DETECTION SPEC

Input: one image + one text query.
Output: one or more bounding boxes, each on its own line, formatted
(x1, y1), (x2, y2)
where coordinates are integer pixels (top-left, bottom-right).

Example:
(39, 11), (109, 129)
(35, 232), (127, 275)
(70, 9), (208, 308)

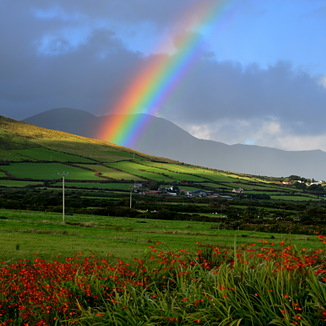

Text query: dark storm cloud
(0, 0), (144, 118)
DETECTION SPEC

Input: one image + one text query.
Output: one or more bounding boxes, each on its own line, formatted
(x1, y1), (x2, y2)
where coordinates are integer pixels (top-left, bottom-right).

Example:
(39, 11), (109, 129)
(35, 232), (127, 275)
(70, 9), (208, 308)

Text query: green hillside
(0, 115), (164, 162)
(0, 116), (260, 182)
(0, 115), (322, 202)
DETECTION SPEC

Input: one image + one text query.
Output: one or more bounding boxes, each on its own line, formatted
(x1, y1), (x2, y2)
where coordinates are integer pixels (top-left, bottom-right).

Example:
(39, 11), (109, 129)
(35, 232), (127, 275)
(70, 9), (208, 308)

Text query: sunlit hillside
(0, 115), (172, 163)
(0, 115), (318, 202)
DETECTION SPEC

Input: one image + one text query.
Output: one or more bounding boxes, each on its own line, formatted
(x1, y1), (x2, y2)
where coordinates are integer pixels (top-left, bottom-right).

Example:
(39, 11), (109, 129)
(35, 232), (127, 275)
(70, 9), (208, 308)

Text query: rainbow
(97, 0), (232, 147)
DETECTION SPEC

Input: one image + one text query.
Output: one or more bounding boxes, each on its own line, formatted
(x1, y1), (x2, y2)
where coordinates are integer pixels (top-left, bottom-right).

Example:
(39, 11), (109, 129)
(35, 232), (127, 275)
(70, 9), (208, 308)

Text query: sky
(1, 0), (326, 152)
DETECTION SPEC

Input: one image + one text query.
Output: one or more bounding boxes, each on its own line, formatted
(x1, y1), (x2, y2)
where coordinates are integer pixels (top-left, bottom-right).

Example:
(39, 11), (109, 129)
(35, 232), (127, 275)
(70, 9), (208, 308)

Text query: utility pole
(58, 172), (69, 223)
(130, 186), (133, 208)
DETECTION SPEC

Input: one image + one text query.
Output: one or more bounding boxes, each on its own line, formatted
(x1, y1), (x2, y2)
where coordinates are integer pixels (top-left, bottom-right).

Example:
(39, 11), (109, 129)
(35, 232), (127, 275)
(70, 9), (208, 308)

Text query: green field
(0, 162), (103, 180)
(54, 181), (134, 190)
(106, 161), (178, 182)
(149, 162), (238, 182)
(0, 148), (29, 161)
(77, 163), (144, 180)
(0, 180), (42, 187)
(133, 162), (207, 182)
(271, 194), (319, 201)
(12, 147), (94, 163)
(0, 209), (320, 263)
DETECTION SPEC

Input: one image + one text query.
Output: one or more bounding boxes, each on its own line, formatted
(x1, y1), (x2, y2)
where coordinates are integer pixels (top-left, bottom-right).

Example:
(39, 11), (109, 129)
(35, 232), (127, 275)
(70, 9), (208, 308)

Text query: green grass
(77, 163), (143, 181)
(0, 115), (163, 164)
(0, 209), (321, 263)
(134, 162), (207, 182)
(12, 147), (94, 163)
(0, 163), (104, 180)
(0, 148), (29, 161)
(153, 163), (273, 185)
(106, 162), (177, 182)
(149, 163), (232, 181)
(54, 182), (133, 190)
(0, 129), (37, 150)
(271, 195), (320, 201)
(0, 180), (42, 187)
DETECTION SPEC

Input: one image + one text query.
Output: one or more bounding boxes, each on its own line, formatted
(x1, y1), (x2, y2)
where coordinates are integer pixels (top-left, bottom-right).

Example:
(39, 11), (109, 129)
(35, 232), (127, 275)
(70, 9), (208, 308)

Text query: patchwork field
(1, 162), (103, 181)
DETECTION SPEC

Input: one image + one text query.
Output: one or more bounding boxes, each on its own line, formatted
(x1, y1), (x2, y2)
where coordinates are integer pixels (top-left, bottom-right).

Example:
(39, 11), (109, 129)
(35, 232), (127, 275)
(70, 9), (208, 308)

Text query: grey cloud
(164, 58), (326, 136)
(0, 15), (143, 117)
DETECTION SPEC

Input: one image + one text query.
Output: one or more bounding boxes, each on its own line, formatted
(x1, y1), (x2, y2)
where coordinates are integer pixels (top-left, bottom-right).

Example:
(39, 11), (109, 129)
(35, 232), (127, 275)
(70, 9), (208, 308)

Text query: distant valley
(23, 108), (326, 180)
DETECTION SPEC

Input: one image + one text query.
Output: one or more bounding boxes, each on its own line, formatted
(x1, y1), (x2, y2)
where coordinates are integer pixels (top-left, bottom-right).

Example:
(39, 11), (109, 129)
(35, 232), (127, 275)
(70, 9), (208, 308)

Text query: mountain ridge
(23, 108), (326, 180)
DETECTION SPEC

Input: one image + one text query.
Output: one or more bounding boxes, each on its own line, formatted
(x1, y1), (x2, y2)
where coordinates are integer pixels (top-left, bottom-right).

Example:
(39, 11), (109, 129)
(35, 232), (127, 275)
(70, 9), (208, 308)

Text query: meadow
(0, 209), (321, 262)
(0, 209), (326, 325)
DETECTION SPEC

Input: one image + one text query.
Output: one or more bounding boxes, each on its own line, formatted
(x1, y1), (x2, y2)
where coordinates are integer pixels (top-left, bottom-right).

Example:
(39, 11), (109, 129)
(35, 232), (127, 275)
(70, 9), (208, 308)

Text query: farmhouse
(232, 188), (244, 194)
(310, 181), (322, 186)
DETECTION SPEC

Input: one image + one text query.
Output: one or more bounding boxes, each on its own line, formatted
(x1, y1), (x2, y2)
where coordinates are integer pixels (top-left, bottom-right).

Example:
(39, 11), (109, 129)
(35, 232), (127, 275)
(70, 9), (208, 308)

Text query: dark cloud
(164, 59), (326, 136)
(1, 0), (326, 150)
(0, 7), (143, 118)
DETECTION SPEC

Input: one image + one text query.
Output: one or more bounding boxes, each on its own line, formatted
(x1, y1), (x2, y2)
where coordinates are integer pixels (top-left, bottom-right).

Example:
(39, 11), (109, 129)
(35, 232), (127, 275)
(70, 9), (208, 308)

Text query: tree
(294, 182), (307, 190)
(307, 184), (324, 195)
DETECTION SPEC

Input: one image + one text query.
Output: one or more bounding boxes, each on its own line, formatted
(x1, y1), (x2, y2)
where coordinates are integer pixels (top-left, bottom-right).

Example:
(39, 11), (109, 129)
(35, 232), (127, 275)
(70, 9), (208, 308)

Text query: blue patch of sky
(244, 139), (256, 145)
(32, 6), (104, 56)
(202, 0), (326, 75)
(35, 27), (92, 56)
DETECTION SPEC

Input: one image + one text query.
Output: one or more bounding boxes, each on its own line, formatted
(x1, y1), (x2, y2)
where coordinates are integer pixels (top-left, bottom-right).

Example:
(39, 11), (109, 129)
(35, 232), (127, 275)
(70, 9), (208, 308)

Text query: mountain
(23, 108), (326, 180)
(23, 108), (100, 139)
